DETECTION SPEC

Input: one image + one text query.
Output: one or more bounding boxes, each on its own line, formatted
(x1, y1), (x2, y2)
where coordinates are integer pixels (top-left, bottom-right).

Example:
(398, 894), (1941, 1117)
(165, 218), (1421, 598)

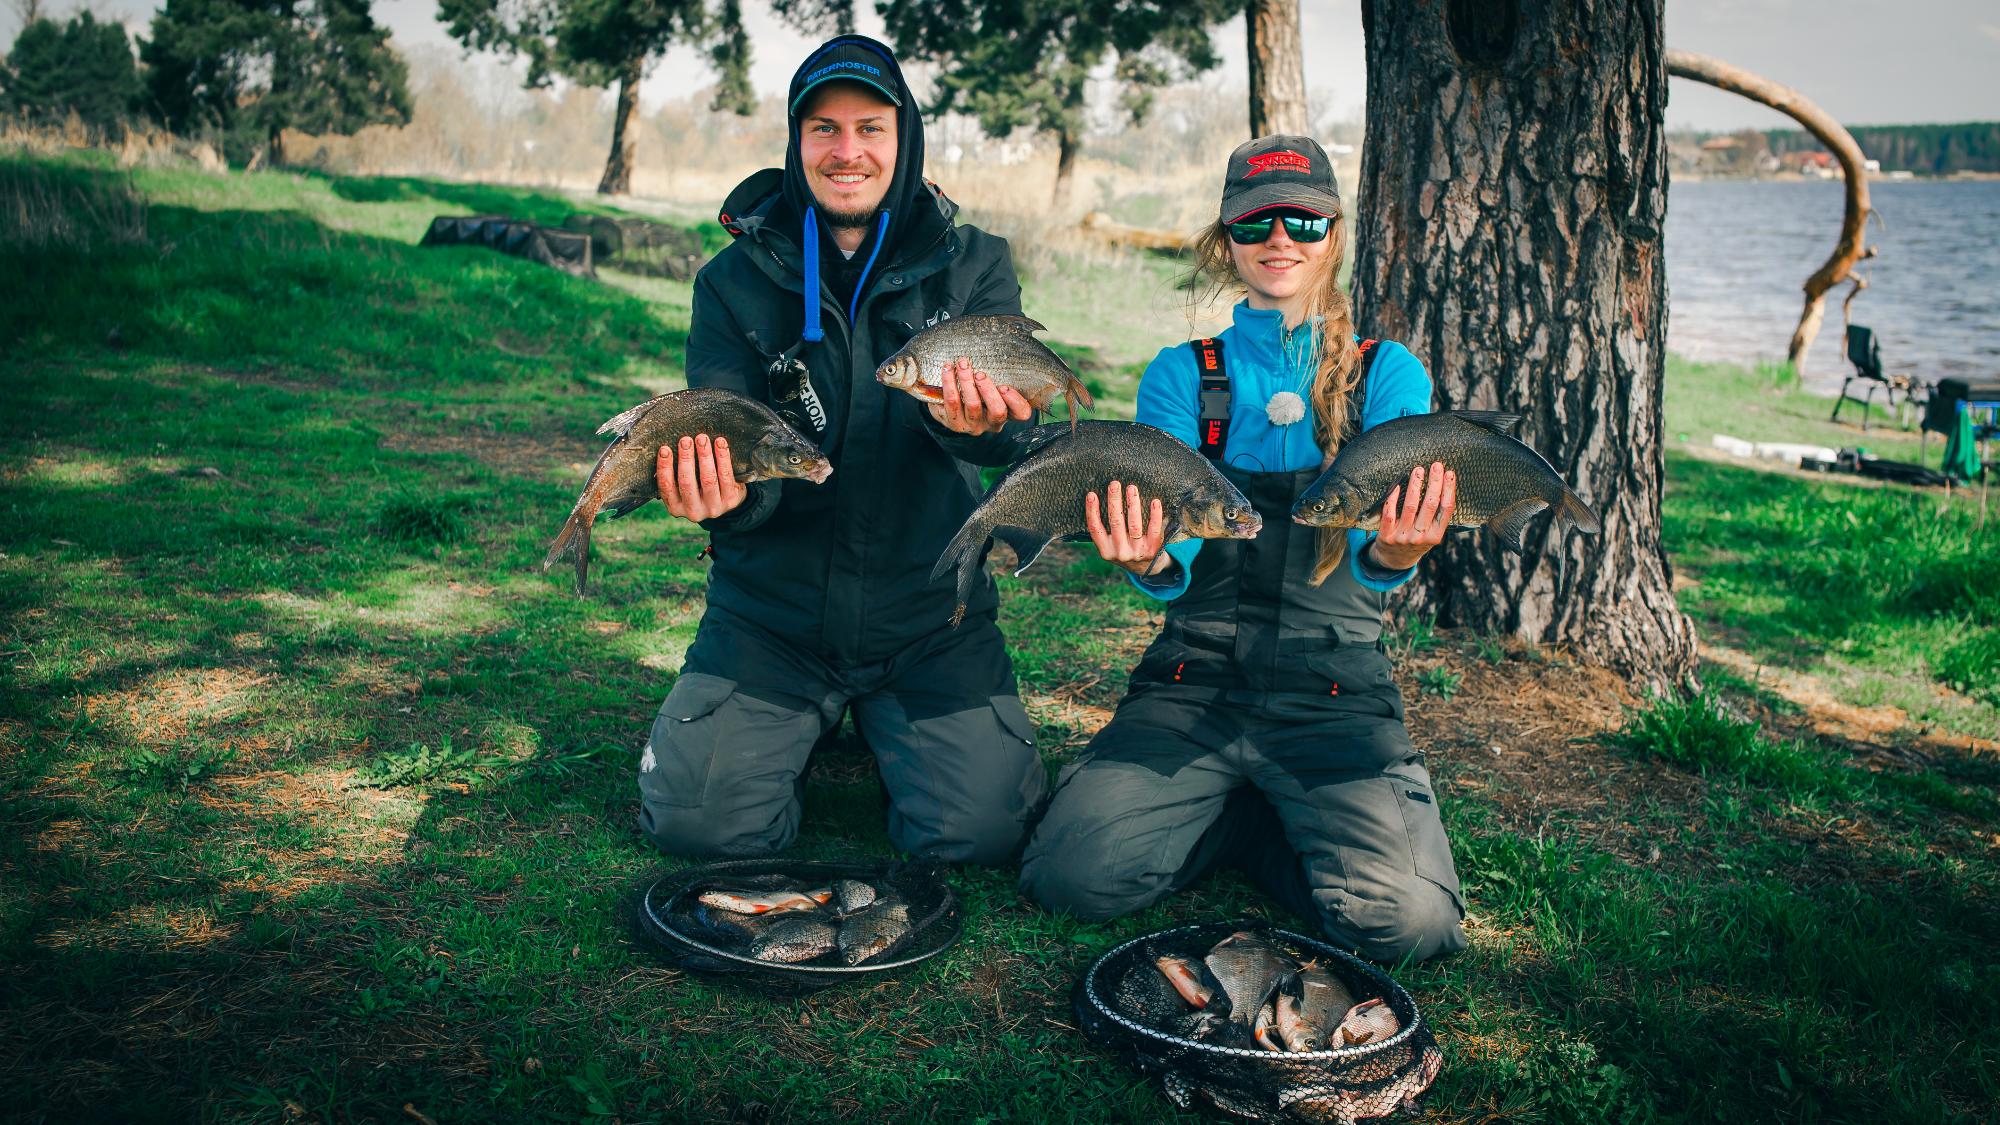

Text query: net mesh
(1073, 923), (1443, 1124)
(633, 858), (961, 989)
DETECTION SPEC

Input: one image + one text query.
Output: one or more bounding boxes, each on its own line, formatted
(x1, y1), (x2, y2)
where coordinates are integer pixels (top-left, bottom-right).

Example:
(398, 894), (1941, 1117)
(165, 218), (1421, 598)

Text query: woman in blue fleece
(1020, 136), (1466, 963)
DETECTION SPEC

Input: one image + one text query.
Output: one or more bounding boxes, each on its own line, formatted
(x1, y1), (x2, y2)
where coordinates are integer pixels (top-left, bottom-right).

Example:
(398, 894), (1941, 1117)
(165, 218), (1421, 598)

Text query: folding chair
(1831, 325), (1915, 431)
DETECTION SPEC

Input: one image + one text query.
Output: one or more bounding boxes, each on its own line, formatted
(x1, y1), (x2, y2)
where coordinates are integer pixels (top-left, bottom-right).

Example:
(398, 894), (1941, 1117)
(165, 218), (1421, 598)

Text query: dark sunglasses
(1226, 212), (1332, 245)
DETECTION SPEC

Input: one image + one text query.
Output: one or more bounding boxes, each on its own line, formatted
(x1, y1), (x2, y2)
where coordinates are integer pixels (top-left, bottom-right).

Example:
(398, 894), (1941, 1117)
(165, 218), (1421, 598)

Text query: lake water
(1665, 180), (2000, 394)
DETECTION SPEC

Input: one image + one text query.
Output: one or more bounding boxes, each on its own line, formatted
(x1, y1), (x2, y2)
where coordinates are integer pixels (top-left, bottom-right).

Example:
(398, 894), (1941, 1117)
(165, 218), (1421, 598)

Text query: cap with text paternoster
(788, 39), (904, 116)
(1220, 135), (1341, 224)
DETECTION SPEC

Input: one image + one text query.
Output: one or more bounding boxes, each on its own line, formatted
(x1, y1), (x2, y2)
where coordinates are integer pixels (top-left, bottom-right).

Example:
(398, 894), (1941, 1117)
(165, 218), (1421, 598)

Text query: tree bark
(1052, 125), (1079, 209)
(597, 51), (644, 196)
(1246, 0), (1309, 137)
(1665, 50), (1874, 376)
(1354, 0), (1696, 690)
(267, 124), (285, 169)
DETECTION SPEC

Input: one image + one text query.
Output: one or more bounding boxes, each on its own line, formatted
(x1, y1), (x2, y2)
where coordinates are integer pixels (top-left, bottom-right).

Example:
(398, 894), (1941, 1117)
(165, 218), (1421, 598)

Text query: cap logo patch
(1244, 150), (1312, 177)
(803, 59), (883, 85)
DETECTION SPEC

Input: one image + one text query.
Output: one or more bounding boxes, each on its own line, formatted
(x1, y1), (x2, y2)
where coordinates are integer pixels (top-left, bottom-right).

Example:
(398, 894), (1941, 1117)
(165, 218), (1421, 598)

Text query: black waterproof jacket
(684, 176), (1033, 667)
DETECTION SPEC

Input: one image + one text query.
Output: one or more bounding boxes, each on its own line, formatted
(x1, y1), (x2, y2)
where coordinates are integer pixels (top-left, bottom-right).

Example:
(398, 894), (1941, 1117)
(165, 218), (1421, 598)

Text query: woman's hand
(656, 434), (748, 523)
(929, 357), (1034, 435)
(1369, 461), (1456, 570)
(1085, 481), (1171, 576)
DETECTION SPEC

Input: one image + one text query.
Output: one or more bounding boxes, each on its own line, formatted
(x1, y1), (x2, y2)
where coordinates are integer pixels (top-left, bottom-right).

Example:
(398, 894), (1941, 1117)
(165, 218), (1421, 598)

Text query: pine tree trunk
(1353, 0), (1697, 690)
(597, 52), (643, 196)
(267, 125), (285, 169)
(1246, 0), (1309, 137)
(1051, 126), (1079, 208)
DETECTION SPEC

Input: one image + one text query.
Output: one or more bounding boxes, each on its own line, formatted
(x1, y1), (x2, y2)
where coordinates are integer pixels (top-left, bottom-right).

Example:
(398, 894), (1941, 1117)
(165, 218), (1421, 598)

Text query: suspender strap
(1194, 337), (1229, 460)
(1193, 336), (1380, 462)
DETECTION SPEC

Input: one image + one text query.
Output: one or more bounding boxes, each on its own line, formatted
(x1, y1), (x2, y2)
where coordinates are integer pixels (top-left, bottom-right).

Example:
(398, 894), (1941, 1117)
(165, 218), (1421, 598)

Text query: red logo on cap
(1244, 150), (1311, 177)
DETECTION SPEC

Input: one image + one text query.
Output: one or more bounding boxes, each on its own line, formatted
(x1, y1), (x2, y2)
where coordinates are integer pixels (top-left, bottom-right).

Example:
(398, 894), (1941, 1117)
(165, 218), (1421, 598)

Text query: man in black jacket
(635, 35), (1049, 864)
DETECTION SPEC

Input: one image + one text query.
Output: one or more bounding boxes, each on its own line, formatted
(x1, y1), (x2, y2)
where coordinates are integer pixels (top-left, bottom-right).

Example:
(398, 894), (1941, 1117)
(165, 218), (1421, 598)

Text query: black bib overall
(1021, 445), (1468, 963)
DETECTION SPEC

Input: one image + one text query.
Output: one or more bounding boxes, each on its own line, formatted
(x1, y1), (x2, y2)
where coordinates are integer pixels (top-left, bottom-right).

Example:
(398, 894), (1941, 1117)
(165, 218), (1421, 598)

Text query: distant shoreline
(1672, 171), (2000, 183)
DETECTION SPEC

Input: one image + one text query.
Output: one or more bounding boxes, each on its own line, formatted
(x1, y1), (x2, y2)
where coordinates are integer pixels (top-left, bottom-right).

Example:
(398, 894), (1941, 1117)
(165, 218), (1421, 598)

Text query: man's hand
(1085, 480), (1171, 576)
(1369, 461), (1456, 571)
(656, 434), (749, 523)
(929, 357), (1034, 435)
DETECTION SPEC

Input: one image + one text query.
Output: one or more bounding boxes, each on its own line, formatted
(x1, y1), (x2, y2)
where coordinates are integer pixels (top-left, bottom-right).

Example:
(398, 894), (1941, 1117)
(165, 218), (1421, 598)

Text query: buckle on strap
(1193, 336), (1229, 460)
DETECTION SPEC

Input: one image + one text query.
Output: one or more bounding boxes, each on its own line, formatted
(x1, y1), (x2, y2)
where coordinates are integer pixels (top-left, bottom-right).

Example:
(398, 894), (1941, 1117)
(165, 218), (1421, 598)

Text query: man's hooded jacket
(684, 35), (1034, 668)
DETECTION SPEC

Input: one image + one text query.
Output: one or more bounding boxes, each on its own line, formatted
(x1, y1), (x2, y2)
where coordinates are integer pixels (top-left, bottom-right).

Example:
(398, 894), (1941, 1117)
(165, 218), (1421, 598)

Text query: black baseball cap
(788, 38), (904, 116)
(1220, 135), (1341, 224)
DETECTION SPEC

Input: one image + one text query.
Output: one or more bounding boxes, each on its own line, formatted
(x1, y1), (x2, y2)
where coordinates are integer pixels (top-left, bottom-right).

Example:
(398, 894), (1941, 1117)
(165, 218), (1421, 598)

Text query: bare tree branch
(1666, 49), (1876, 375)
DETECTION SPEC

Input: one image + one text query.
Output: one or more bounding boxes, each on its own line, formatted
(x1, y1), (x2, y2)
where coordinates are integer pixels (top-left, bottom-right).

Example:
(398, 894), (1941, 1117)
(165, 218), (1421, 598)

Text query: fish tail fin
(545, 470), (615, 593)
(931, 515), (990, 628)
(541, 505), (596, 594)
(1556, 489), (1600, 535)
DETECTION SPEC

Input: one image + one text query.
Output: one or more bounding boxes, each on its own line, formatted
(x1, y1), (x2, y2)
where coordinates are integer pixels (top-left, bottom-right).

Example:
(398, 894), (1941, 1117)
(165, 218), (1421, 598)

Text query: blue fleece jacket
(1129, 301), (1434, 600)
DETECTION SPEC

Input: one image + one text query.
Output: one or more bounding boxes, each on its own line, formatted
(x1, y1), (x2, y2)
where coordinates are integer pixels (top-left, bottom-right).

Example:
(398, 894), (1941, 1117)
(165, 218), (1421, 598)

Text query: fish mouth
(805, 462), (834, 484)
(1232, 516), (1265, 537)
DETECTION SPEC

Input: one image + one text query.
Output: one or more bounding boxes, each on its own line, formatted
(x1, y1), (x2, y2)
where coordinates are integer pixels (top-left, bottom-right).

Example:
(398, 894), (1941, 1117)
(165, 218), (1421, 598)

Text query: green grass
(2, 154), (1996, 1123)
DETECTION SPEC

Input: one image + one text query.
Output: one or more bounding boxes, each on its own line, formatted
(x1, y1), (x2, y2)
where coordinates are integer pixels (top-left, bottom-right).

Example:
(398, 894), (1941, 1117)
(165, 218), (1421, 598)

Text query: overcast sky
(22, 0), (2000, 132)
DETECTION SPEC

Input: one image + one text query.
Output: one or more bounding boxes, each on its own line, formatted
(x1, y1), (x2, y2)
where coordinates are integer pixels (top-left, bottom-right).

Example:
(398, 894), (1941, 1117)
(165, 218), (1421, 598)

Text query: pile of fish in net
(1074, 923), (1442, 1124)
(636, 858), (959, 982)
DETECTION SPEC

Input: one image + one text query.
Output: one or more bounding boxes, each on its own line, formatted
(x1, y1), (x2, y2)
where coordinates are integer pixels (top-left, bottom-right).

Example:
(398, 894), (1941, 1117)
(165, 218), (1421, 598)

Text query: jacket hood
(781, 34), (928, 261)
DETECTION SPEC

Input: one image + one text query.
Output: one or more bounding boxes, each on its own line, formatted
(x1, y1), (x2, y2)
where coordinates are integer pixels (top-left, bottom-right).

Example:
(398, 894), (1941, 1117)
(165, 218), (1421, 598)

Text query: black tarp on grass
(560, 214), (706, 280)
(420, 215), (595, 278)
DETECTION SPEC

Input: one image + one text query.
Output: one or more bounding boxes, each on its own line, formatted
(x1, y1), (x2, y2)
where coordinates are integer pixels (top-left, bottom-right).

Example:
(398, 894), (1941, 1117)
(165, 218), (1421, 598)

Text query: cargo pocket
(641, 672), (739, 810)
(1385, 770), (1464, 910)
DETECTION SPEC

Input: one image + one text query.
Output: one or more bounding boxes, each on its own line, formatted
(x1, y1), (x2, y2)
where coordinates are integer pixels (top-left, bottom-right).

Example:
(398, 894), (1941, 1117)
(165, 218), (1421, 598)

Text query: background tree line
(1760, 120), (2000, 175)
(1, 0), (1316, 196)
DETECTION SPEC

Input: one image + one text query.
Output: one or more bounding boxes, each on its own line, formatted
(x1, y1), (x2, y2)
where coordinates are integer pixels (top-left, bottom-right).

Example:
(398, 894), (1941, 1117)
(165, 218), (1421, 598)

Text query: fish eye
(1312, 500), (1328, 512)
(787, 453), (802, 464)
(1223, 506), (1239, 521)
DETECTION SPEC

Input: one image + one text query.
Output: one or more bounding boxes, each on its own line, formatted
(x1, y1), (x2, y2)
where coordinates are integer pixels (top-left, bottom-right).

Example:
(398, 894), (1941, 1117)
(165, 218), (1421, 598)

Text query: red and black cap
(1220, 134), (1341, 224)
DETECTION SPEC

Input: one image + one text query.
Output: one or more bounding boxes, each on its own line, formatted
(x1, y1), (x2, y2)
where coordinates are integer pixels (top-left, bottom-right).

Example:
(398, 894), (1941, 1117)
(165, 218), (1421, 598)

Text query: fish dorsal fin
(987, 314), (1048, 335)
(1004, 421), (1077, 462)
(1449, 410), (1525, 437)
(596, 393), (674, 438)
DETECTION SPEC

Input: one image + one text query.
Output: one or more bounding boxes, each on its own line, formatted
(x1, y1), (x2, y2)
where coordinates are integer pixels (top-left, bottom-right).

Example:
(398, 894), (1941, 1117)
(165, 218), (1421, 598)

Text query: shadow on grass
(317, 172), (610, 228)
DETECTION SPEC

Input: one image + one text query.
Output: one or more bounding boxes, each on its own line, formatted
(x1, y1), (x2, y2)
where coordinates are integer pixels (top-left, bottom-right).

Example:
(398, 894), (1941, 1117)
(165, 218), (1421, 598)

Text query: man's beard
(813, 166), (888, 230)
(816, 199), (882, 230)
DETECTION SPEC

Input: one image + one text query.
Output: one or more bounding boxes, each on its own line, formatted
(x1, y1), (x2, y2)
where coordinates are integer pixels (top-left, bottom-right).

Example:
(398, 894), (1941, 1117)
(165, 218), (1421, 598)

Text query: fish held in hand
(543, 387), (833, 593)
(875, 314), (1094, 425)
(748, 914), (840, 964)
(931, 421), (1262, 626)
(1291, 411), (1599, 550)
(835, 900), (912, 965)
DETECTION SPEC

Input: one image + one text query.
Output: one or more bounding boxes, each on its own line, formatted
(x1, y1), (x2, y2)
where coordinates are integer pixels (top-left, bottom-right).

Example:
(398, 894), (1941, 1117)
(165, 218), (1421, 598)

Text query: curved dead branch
(1666, 49), (1876, 374)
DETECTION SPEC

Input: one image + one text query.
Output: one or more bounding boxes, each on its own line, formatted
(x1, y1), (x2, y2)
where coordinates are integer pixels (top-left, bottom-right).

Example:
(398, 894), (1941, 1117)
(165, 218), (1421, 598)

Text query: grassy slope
(1, 157), (1995, 1124)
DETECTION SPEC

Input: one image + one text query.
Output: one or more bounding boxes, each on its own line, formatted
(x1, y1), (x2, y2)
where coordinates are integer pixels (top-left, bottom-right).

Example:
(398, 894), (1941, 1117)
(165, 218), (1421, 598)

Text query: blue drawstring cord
(802, 205), (823, 342)
(847, 210), (891, 326)
(800, 206), (892, 342)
